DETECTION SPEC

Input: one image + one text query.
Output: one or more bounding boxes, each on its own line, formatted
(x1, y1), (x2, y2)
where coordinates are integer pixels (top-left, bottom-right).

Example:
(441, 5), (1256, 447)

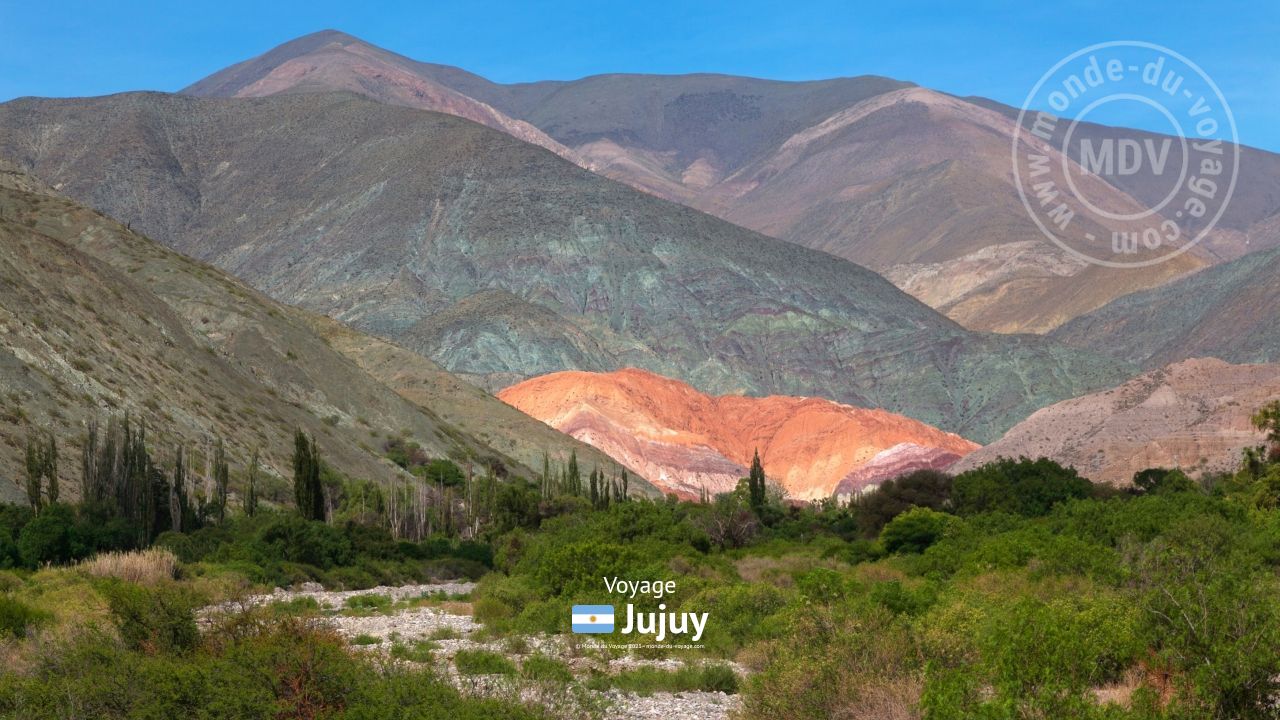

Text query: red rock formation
(952, 358), (1280, 485)
(498, 368), (978, 499)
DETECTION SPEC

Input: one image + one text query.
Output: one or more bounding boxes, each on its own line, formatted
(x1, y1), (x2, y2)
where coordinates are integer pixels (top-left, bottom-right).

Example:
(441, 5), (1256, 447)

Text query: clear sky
(2, 0), (1277, 151)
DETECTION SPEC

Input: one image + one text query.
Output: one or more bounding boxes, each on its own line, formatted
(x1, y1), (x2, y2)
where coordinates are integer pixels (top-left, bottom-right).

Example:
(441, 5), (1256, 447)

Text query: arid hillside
(953, 358), (1278, 485)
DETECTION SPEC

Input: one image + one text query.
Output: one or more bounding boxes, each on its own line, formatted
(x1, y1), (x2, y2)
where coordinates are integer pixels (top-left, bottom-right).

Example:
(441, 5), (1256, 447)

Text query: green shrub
(520, 655), (574, 683)
(390, 639), (436, 663)
(880, 507), (959, 554)
(98, 581), (199, 654)
(454, 649), (518, 676)
(352, 634), (381, 646)
(344, 593), (392, 612)
(586, 663), (739, 695)
(0, 594), (50, 638)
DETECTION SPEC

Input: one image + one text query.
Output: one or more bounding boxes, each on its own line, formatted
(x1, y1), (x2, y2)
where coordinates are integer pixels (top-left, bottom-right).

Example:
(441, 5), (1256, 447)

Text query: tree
(748, 449), (767, 512)
(244, 447), (260, 517)
(1252, 400), (1280, 460)
(24, 434), (43, 512)
(1133, 467), (1197, 495)
(23, 430), (58, 512)
(851, 469), (953, 537)
(701, 494), (760, 549)
(292, 430), (324, 521)
(952, 457), (1092, 517)
(211, 438), (229, 523)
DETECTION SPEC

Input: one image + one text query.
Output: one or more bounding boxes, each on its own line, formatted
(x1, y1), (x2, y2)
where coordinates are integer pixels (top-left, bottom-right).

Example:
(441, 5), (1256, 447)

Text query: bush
(880, 507), (959, 554)
(0, 594), (50, 638)
(99, 581), (199, 655)
(587, 663), (739, 695)
(520, 655), (574, 683)
(454, 649), (518, 676)
(344, 593), (392, 612)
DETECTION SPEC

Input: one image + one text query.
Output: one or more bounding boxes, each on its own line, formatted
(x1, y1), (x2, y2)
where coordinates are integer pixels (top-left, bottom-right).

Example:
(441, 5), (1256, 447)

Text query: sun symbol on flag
(589, 615), (597, 622)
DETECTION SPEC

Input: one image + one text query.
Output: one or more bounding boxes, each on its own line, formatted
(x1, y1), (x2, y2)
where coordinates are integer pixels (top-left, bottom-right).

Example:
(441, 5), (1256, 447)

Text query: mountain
(181, 31), (1280, 333)
(183, 30), (575, 162)
(968, 96), (1280, 263)
(0, 162), (631, 502)
(952, 358), (1278, 485)
(301, 314), (631, 481)
(497, 368), (978, 500)
(1050, 246), (1280, 368)
(0, 91), (1133, 443)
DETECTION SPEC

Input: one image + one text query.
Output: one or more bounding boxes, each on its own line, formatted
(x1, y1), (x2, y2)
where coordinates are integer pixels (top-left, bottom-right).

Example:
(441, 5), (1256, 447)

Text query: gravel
(201, 582), (743, 720)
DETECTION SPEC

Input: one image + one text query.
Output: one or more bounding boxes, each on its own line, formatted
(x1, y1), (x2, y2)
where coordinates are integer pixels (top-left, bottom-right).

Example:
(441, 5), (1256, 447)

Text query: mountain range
(182, 30), (1280, 333)
(0, 91), (1133, 444)
(2, 29), (1278, 496)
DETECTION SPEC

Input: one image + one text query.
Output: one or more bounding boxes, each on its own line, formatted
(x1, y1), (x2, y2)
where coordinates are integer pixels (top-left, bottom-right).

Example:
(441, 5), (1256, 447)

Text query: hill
(952, 358), (1278, 485)
(0, 163), (629, 502)
(0, 91), (1133, 442)
(498, 368), (978, 499)
(1050, 246), (1280, 368)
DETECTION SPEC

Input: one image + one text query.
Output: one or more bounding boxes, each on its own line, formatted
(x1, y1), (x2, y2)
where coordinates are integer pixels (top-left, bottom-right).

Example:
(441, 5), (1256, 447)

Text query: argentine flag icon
(571, 604), (615, 633)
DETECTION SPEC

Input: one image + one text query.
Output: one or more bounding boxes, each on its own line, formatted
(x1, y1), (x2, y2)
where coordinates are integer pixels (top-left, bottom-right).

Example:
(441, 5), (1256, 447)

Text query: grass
(391, 639), (437, 663)
(352, 633), (382, 646)
(520, 655), (574, 684)
(80, 548), (178, 584)
(454, 649), (518, 676)
(586, 663), (739, 695)
(344, 593), (392, 613)
(268, 596), (323, 615)
(429, 626), (461, 641)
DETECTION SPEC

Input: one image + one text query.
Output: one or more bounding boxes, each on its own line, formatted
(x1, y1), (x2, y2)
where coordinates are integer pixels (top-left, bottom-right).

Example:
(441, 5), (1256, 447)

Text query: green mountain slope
(0, 163), (633, 501)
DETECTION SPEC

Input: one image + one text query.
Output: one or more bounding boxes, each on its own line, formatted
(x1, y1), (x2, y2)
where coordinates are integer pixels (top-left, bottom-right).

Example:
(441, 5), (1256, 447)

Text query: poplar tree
(292, 430), (324, 521)
(244, 447), (260, 517)
(748, 449), (767, 512)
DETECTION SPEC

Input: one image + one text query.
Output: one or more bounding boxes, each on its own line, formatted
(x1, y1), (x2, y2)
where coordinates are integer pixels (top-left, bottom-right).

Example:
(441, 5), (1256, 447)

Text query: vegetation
(4, 404), (1280, 719)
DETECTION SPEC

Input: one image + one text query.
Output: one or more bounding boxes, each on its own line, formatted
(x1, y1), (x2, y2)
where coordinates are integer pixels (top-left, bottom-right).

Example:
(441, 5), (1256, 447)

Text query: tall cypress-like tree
(567, 451), (581, 496)
(212, 438), (229, 523)
(292, 430), (324, 521)
(24, 433), (43, 512)
(24, 430), (58, 511)
(244, 447), (260, 517)
(43, 434), (58, 505)
(748, 449), (767, 512)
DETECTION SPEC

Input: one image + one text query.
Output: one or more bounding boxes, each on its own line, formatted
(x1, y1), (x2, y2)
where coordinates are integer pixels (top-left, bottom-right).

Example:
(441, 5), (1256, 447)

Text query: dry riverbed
(202, 582), (742, 720)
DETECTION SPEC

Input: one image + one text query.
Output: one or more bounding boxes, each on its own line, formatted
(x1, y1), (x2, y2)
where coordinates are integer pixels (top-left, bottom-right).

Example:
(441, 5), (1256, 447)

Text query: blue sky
(2, 0), (1277, 150)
